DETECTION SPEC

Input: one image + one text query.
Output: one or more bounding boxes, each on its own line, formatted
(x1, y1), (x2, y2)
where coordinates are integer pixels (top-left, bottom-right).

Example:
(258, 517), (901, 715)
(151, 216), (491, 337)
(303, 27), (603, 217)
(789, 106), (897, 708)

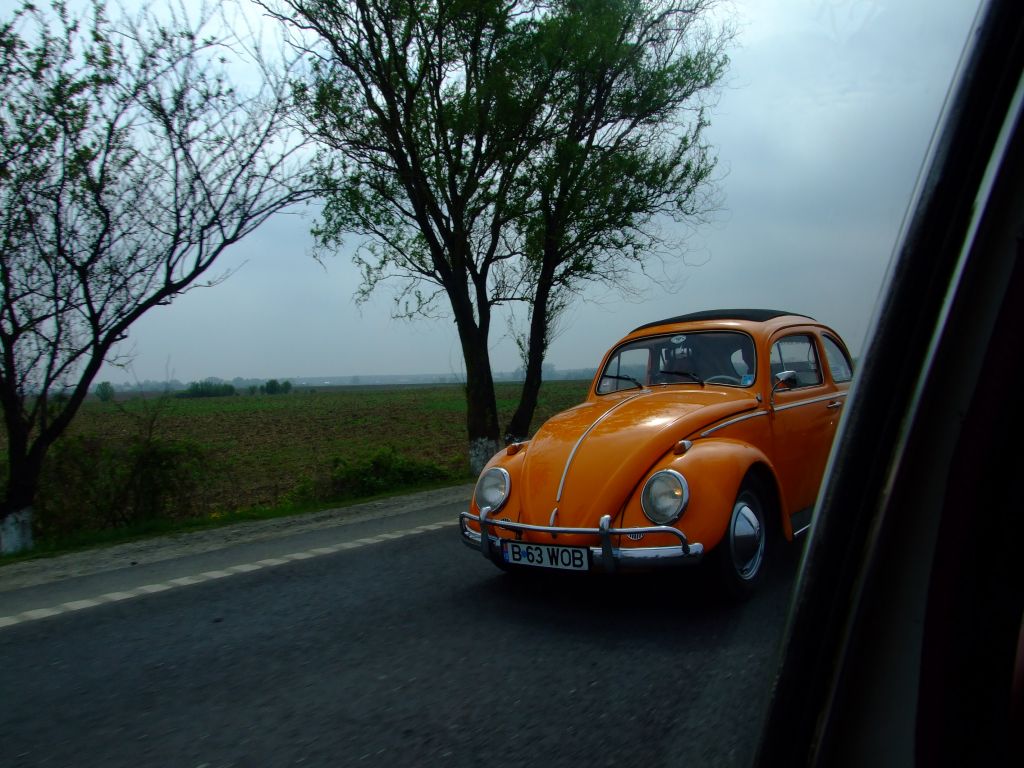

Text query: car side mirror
(771, 370), (797, 405)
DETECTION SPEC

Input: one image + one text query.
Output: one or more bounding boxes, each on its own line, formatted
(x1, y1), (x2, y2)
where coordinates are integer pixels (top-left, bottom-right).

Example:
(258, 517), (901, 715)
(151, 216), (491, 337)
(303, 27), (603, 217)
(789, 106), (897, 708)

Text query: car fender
(621, 437), (788, 550)
(467, 442), (530, 523)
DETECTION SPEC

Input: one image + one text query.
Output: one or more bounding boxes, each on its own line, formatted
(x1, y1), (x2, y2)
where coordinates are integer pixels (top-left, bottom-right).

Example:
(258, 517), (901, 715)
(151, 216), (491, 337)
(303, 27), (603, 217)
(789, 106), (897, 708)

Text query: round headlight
(641, 469), (689, 525)
(475, 467), (510, 512)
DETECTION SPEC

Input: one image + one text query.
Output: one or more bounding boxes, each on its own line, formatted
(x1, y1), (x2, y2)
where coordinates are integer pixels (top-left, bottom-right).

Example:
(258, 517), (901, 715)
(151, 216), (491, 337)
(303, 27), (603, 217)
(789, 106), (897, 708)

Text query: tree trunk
(1, 354), (95, 554)
(1, 450), (41, 555)
(505, 264), (555, 443)
(448, 287), (501, 474)
(462, 334), (502, 475)
(442, 235), (503, 475)
(0, 507), (34, 555)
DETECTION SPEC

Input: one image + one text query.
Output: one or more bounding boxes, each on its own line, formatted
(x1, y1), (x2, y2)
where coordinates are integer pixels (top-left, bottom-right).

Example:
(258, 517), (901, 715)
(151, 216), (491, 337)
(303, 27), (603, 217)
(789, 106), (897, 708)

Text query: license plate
(501, 540), (589, 571)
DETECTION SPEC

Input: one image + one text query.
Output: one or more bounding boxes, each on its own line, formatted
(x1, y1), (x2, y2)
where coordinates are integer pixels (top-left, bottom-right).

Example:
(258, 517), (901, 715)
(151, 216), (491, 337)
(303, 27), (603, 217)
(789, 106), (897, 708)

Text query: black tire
(712, 480), (768, 599)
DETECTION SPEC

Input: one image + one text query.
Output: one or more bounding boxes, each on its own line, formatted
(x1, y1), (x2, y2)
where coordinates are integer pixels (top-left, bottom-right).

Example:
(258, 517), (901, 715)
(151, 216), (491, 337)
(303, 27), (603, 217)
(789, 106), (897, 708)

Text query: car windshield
(597, 331), (756, 393)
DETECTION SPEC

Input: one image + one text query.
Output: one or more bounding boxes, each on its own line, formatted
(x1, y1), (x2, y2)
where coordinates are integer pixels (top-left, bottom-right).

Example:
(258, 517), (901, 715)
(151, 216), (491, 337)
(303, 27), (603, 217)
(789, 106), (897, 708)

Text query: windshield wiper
(659, 369), (705, 386)
(602, 374), (644, 390)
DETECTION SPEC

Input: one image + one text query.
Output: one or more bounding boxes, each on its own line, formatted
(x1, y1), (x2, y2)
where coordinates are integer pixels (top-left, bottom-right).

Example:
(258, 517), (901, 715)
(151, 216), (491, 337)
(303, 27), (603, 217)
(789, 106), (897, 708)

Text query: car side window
(770, 335), (823, 388)
(822, 335), (853, 383)
(597, 347), (649, 393)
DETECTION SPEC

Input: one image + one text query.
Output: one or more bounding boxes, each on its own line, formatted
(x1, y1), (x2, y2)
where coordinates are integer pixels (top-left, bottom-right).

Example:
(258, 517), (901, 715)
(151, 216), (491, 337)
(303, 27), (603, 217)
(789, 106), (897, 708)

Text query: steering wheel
(705, 374), (742, 385)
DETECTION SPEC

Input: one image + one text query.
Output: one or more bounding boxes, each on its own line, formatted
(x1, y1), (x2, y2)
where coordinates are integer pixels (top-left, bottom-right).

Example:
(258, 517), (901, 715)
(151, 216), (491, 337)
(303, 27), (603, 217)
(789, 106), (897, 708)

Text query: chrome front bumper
(459, 508), (704, 573)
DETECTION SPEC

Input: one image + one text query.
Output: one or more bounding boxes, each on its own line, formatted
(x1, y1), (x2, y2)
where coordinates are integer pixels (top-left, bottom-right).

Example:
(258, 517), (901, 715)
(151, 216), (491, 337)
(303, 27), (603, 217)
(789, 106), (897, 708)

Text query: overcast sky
(96, 0), (984, 384)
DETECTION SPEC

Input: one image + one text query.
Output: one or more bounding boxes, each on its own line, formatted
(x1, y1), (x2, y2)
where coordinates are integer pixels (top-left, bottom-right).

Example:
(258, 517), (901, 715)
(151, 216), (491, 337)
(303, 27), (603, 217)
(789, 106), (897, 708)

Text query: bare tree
(0, 0), (312, 553)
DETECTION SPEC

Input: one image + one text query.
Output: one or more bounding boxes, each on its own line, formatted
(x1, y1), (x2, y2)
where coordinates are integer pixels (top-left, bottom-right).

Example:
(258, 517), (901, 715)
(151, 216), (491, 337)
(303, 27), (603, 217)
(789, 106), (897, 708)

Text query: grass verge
(0, 380), (591, 563)
(0, 477), (462, 568)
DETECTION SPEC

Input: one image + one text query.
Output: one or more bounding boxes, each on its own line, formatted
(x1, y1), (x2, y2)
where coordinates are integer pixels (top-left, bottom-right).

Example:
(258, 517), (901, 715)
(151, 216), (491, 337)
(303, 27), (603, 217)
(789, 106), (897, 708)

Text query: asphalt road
(0, 489), (802, 767)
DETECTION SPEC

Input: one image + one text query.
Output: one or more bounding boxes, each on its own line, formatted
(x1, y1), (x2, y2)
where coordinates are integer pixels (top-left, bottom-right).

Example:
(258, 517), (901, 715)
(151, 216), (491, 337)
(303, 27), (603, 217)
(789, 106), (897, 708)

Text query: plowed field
(46, 380), (591, 513)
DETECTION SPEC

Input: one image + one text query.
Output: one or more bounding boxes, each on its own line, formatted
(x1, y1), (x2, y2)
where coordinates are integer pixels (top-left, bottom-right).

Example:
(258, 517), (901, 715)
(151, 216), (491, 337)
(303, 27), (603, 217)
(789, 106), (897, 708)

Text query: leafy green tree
(94, 381), (116, 403)
(0, 0), (311, 553)
(267, 0), (729, 470)
(265, 378), (282, 395)
(504, 0), (728, 439)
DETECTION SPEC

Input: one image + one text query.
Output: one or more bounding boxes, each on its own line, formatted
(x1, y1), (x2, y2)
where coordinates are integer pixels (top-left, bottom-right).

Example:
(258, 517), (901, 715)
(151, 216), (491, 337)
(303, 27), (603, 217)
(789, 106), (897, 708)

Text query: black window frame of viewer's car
(753, 1), (1024, 765)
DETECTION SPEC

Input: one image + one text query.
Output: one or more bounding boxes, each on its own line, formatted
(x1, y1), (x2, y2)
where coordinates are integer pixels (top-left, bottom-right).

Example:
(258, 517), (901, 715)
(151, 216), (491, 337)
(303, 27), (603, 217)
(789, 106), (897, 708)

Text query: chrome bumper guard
(459, 508), (704, 573)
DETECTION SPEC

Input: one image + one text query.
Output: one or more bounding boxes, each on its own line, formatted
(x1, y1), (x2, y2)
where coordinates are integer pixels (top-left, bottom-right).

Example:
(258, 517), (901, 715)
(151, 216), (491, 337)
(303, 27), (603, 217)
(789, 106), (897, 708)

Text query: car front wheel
(714, 482), (767, 598)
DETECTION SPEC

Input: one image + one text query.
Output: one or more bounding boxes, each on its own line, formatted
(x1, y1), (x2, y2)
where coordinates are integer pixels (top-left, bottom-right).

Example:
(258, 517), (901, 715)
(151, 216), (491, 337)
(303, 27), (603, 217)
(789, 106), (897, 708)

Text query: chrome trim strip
(792, 524), (812, 538)
(459, 512), (705, 571)
(478, 506), (493, 559)
(700, 409), (768, 438)
(460, 510), (689, 545)
(599, 515), (615, 569)
(596, 543), (705, 565)
(773, 391), (849, 413)
(556, 392), (647, 502)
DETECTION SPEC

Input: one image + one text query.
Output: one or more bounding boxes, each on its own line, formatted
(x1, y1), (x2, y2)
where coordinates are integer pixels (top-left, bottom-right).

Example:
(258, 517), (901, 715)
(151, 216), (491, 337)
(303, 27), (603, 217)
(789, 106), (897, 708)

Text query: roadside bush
(33, 434), (211, 539)
(332, 446), (450, 498)
(290, 447), (450, 506)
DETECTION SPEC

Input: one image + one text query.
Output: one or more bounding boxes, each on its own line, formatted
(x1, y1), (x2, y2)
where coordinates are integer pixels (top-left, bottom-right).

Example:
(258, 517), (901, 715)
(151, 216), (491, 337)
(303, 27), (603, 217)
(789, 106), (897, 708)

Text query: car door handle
(827, 400), (843, 409)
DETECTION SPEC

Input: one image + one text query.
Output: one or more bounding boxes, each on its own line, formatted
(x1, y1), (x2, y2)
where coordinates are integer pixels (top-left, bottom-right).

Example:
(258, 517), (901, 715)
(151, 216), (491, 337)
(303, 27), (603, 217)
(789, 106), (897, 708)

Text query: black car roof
(631, 309), (813, 333)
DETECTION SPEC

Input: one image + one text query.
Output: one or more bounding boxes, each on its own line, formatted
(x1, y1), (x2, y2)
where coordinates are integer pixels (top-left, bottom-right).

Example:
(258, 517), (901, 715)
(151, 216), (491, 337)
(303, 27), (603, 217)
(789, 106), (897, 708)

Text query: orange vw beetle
(459, 309), (854, 595)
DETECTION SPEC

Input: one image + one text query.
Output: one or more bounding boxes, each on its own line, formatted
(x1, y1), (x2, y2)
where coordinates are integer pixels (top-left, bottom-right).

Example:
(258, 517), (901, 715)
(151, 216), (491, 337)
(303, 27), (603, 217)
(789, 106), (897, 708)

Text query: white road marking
(168, 576), (205, 586)
(21, 608), (61, 620)
(100, 591), (136, 602)
(136, 583), (172, 594)
(61, 599), (100, 611)
(0, 521), (457, 630)
(309, 546), (340, 555)
(226, 563), (262, 574)
(199, 570), (233, 579)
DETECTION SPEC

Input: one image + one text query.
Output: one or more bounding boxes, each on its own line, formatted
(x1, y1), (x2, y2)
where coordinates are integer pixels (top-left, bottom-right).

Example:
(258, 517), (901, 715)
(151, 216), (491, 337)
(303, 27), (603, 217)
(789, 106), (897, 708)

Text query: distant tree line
(94, 369), (597, 399)
(257, 379), (292, 395)
(175, 379), (294, 398)
(177, 381), (238, 399)
(93, 378), (297, 400)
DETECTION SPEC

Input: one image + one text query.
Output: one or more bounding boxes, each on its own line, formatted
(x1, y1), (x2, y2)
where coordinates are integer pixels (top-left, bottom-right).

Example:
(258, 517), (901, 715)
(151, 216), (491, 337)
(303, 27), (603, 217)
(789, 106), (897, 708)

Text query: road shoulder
(0, 484), (474, 594)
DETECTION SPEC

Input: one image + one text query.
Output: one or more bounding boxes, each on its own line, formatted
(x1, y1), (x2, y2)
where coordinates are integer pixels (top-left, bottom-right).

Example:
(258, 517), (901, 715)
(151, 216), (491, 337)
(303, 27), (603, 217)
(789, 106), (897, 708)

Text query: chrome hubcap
(730, 499), (764, 579)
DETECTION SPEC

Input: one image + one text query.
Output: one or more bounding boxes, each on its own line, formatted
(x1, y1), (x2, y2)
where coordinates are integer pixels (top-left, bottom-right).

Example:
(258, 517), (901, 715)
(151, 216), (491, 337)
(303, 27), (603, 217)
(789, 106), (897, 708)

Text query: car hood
(516, 388), (757, 526)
